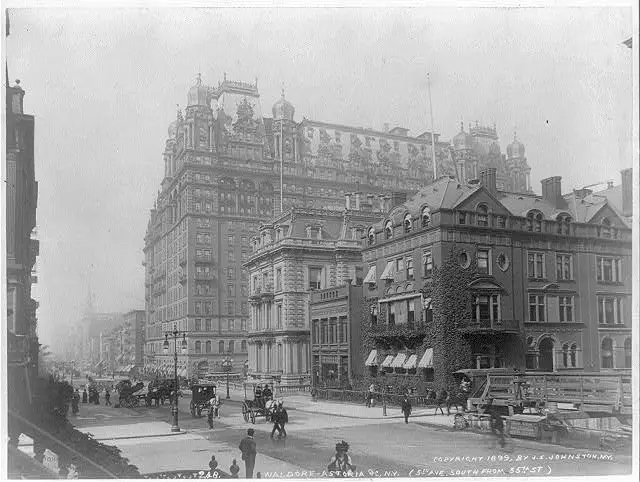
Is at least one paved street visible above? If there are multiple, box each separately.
[69,394,631,478]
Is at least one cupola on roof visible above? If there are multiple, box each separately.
[507,131,525,158]
[187,73,210,107]
[272,88,295,121]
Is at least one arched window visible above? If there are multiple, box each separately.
[562,343,569,368]
[570,343,577,368]
[421,206,431,227]
[624,338,632,368]
[219,341,225,353]
[241,340,247,352]
[477,204,489,227]
[384,220,393,239]
[403,213,412,233]
[195,341,202,354]
[556,213,572,235]
[600,218,612,238]
[229,341,235,353]
[601,338,614,369]
[526,210,543,232]
[368,227,375,246]
[205,341,212,353]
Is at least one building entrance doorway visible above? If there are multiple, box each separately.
[321,363,338,387]
[539,338,554,372]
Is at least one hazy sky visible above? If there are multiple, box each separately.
[5,4,633,353]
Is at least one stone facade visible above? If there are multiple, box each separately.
[244,207,380,386]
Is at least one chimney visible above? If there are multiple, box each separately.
[607,180,614,189]
[479,168,497,195]
[541,176,566,208]
[621,168,632,216]
[574,188,593,200]
[345,193,351,210]
[355,192,361,210]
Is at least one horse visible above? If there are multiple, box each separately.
[434,389,468,415]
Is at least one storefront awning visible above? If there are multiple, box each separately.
[379,261,396,280]
[363,266,377,284]
[418,348,433,368]
[391,353,407,368]
[379,292,422,304]
[179,369,187,377]
[403,354,418,370]
[381,355,395,368]
[365,349,378,366]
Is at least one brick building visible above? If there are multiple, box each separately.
[361,165,632,392]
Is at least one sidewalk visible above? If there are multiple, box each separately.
[76,421,187,441]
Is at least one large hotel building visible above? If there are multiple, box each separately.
[142,75,532,380]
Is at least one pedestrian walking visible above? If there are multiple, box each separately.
[72,389,80,415]
[435,389,448,415]
[401,394,412,424]
[278,402,288,438]
[239,428,257,479]
[489,407,506,449]
[208,398,215,429]
[270,405,282,439]
[366,383,375,408]
[105,389,111,406]
[208,455,218,472]
[82,388,88,404]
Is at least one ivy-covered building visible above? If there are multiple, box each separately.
[360,167,632,392]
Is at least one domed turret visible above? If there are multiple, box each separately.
[507,132,525,158]
[452,122,472,150]
[272,89,295,121]
[187,73,210,107]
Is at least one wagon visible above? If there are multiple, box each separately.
[115,380,146,408]
[241,383,278,424]
[190,382,217,418]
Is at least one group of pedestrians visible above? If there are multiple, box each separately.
[269,402,288,439]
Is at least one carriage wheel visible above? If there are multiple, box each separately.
[242,402,250,422]
[250,409,256,424]
[131,397,139,408]
[190,401,196,417]
[197,406,202,418]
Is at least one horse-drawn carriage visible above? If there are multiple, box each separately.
[241,383,278,424]
[115,380,146,408]
[146,379,180,407]
[190,382,218,418]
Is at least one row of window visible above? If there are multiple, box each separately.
[311,318,349,345]
[369,207,620,245]
[194,318,248,332]
[193,340,247,354]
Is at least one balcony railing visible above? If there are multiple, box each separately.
[457,318,521,333]
[194,272,214,280]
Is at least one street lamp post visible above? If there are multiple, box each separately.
[222,357,233,400]
[163,328,188,433]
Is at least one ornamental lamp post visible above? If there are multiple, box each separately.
[163,328,188,432]
[222,356,233,400]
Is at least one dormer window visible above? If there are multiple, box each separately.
[556,214,572,235]
[403,213,413,233]
[384,221,393,239]
[600,218,611,238]
[368,227,376,246]
[477,204,489,227]
[421,207,431,227]
[526,210,543,232]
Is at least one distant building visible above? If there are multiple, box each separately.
[103,310,145,376]
[360,170,632,392]
[244,203,381,386]
[309,284,363,388]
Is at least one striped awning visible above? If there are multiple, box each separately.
[418,348,433,368]
[364,349,378,366]
[403,354,418,370]
[381,355,395,368]
[363,266,377,284]
[391,353,407,368]
[379,261,396,280]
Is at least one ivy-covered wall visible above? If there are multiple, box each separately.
[428,246,474,391]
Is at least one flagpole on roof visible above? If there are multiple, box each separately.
[428,73,437,181]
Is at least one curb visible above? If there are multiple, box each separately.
[86,430,189,441]
[290,405,441,421]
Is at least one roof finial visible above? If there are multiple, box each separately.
[223,71,227,82]
[281,82,285,100]
[460,119,464,132]
[513,128,517,142]
[196,72,202,85]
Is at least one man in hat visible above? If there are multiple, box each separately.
[239,428,257,478]
[401,394,412,424]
